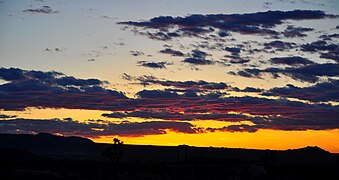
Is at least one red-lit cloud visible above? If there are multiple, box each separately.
[0,67,338,134]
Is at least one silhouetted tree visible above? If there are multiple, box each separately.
[102,138,124,179]
[103,138,124,163]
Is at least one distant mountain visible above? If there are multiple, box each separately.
[290,146,331,154]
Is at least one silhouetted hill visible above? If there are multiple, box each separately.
[287,146,330,154]
[0,133,102,158]
[0,133,337,163]
[0,133,338,179]
[276,146,334,164]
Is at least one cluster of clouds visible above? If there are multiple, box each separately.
[1,68,338,137]
[261,80,339,102]
[0,67,126,111]
[0,117,198,137]
[223,46,250,64]
[229,63,339,83]
[2,7,338,137]
[225,38,338,83]
[119,10,336,40]
[182,49,214,65]
[137,49,225,69]
[301,40,339,63]
[122,73,229,91]
[121,10,338,82]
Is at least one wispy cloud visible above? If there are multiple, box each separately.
[23,6,58,14]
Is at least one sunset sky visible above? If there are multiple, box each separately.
[0,0,338,152]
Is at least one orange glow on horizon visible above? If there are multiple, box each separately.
[2,108,338,153]
[92,129,339,153]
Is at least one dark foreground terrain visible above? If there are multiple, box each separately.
[0,133,338,180]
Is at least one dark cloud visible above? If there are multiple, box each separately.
[55,76,103,86]
[102,110,249,122]
[182,57,214,65]
[101,112,127,118]
[263,40,296,51]
[23,6,58,14]
[191,41,225,51]
[0,114,17,119]
[131,30,178,41]
[182,49,214,65]
[191,49,210,59]
[301,40,338,62]
[229,69,262,79]
[0,118,198,137]
[126,75,230,91]
[223,46,250,64]
[320,52,339,63]
[319,33,339,41]
[137,61,167,69]
[130,50,144,56]
[121,73,134,81]
[270,56,315,66]
[299,39,338,63]
[159,48,185,57]
[232,87,264,93]
[0,67,126,111]
[233,63,339,83]
[301,40,338,52]
[223,55,250,64]
[282,25,314,38]
[136,89,179,99]
[0,68,103,87]
[119,10,335,40]
[225,47,241,55]
[218,31,230,37]
[207,124,258,133]
[262,80,339,102]
[229,59,250,64]
[0,67,63,82]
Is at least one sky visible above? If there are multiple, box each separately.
[0,0,338,152]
